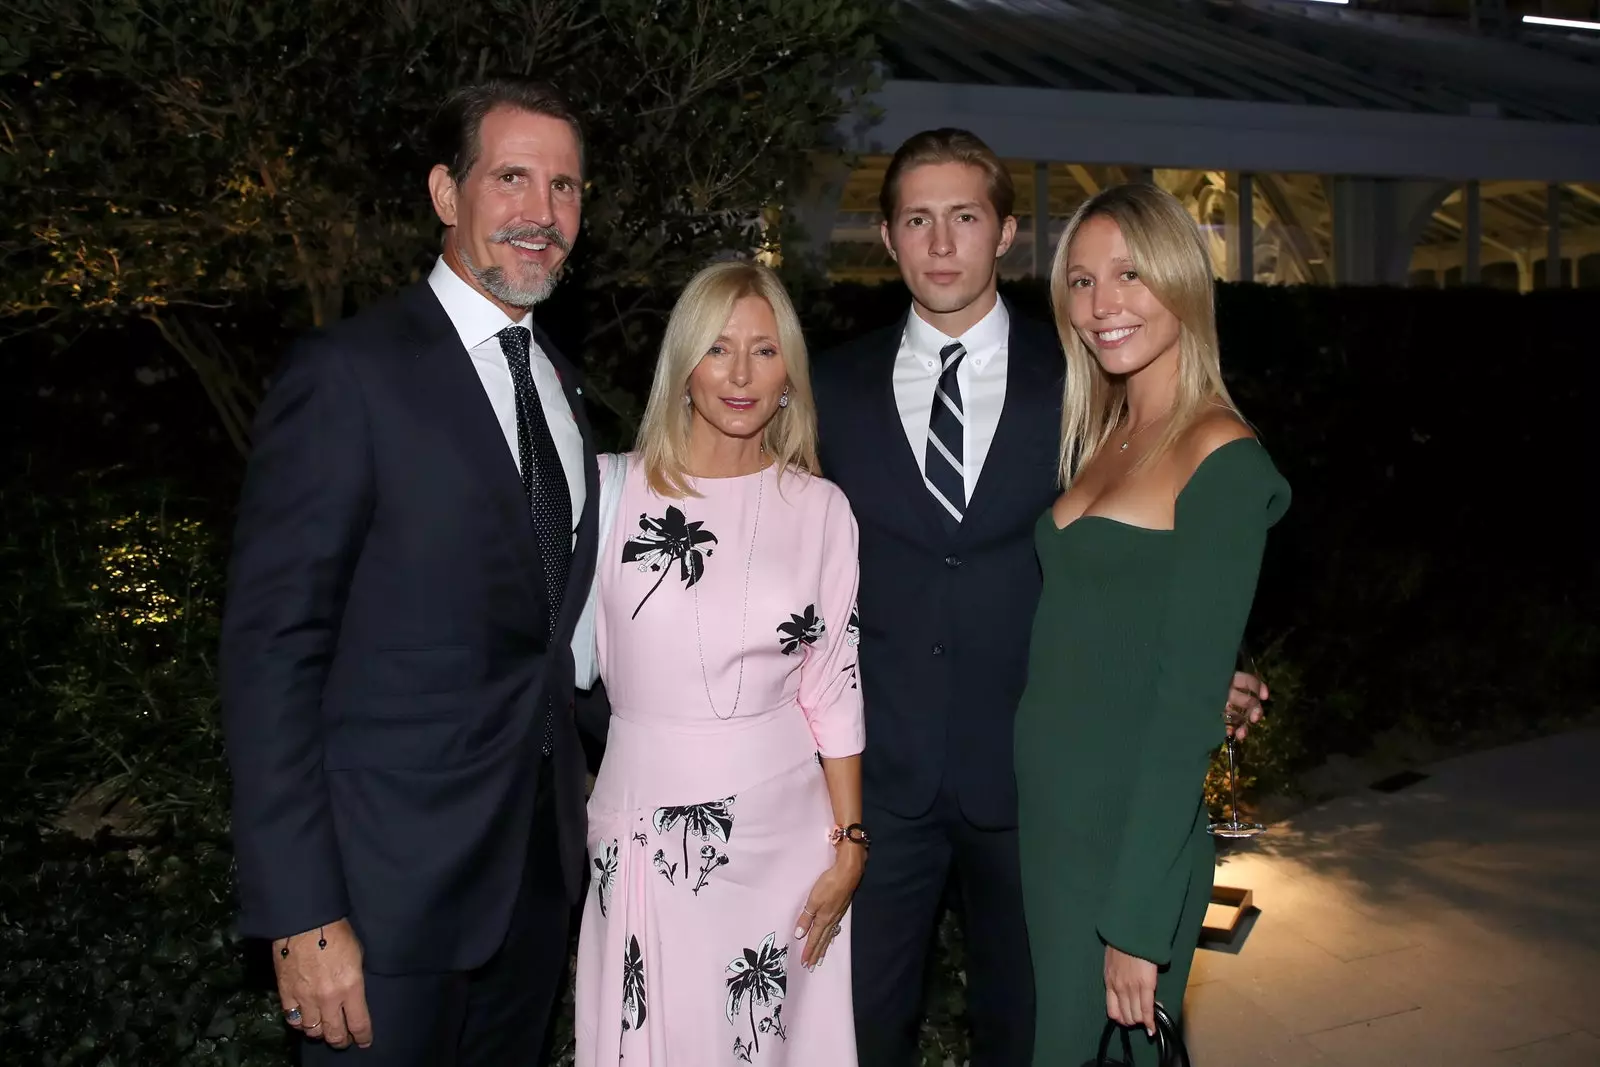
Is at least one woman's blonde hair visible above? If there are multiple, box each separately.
[636,260,820,498]
[1049,182,1241,486]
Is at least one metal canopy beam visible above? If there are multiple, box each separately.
[883,0,1600,124]
[852,81,1600,184]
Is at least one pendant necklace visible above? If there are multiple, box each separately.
[693,463,764,720]
[1118,410,1169,453]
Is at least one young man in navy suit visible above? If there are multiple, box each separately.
[811,129,1266,1066]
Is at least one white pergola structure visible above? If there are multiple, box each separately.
[803,0,1600,288]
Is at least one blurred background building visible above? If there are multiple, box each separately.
[807,0,1600,288]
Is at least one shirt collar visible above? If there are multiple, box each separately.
[427,256,532,353]
[903,295,1010,374]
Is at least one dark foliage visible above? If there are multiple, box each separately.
[0,826,291,1067]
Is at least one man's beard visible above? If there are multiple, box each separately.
[463,223,571,308]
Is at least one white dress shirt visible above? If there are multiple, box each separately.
[893,297,1011,504]
[427,257,585,544]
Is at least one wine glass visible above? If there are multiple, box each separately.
[1208,644,1266,839]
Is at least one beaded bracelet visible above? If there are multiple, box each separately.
[828,823,871,850]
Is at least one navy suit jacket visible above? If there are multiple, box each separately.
[221,282,598,974]
[813,305,1063,828]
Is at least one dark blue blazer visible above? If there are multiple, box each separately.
[813,305,1063,828]
[221,282,598,974]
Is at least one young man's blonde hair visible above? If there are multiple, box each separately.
[1049,183,1242,485]
[879,127,1016,222]
[637,260,820,498]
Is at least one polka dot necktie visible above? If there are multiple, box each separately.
[498,325,572,757]
[924,341,967,521]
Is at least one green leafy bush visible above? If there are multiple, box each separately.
[0,828,290,1067]
[0,474,284,1065]
[0,473,228,830]
[1,0,891,450]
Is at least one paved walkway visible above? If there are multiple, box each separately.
[1185,728,1600,1066]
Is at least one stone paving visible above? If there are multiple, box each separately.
[1184,728,1600,1066]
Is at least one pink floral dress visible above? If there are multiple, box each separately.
[574,456,863,1066]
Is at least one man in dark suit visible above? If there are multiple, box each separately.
[221,78,598,1065]
[812,127,1057,1067]
[813,129,1266,1066]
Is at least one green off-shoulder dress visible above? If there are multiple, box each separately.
[1015,437,1290,1065]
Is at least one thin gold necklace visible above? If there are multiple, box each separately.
[1118,415,1164,453]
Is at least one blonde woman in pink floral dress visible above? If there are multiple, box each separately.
[574,261,865,1066]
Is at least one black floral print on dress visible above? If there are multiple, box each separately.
[652,797,734,894]
[776,604,825,655]
[841,603,862,689]
[622,934,647,1033]
[727,932,789,1062]
[593,840,618,917]
[621,507,718,618]
[840,661,860,691]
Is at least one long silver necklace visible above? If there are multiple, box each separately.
[693,465,764,720]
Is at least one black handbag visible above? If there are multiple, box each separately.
[1083,1002,1191,1067]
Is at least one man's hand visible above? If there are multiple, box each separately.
[1225,671,1267,741]
[274,918,373,1050]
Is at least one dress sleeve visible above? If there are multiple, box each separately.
[797,483,866,758]
[1097,438,1290,965]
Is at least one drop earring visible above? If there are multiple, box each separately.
[777,389,790,409]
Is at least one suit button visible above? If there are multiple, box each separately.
[931,643,945,656]
[945,554,962,568]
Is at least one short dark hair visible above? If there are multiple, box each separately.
[879,128,1014,222]
[429,77,586,182]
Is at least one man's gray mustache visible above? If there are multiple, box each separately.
[490,225,571,253]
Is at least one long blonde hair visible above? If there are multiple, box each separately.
[1049,183,1241,486]
[636,260,820,498]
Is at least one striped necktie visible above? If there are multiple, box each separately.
[924,341,967,521]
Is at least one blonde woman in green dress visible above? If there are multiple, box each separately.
[1015,183,1291,1064]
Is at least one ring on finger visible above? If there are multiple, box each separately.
[284,1007,302,1025]
[305,1021,323,1032]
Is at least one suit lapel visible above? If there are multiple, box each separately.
[960,312,1063,534]
[398,285,544,589]
[530,321,601,640]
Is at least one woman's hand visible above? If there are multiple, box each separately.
[1104,945,1160,1036]
[793,847,864,970]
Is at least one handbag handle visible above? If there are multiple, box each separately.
[1094,1002,1191,1067]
